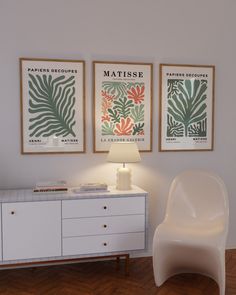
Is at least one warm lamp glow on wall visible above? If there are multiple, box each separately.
[107,142,141,190]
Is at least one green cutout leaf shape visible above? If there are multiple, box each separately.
[166,114,184,137]
[188,118,207,137]
[130,104,144,123]
[102,121,115,135]
[113,97,134,119]
[132,123,144,135]
[107,108,120,123]
[102,81,127,99]
[167,79,184,98]
[28,74,76,138]
[167,79,207,137]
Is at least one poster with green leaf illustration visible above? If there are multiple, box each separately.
[159,64,215,151]
[93,61,152,152]
[20,58,85,154]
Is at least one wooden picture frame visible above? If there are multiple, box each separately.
[93,61,153,152]
[20,58,85,154]
[159,64,215,151]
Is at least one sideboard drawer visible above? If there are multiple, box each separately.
[63,214,145,237]
[63,232,145,256]
[62,196,145,218]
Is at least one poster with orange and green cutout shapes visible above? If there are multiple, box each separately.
[93,62,152,152]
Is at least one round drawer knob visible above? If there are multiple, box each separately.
[103,224,107,228]
[103,242,107,246]
[10,211,15,215]
[103,206,107,210]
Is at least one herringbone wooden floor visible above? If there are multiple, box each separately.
[0,249,235,295]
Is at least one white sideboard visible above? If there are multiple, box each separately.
[0,186,147,269]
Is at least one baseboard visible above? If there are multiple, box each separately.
[130,247,236,259]
[130,250,152,258]
[226,246,236,250]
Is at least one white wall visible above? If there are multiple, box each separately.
[0,0,235,253]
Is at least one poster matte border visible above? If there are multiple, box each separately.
[93,61,153,153]
[20,57,86,154]
[159,63,215,152]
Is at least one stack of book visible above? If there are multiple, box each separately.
[33,181,68,193]
[73,183,108,193]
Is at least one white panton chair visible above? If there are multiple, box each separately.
[153,170,229,295]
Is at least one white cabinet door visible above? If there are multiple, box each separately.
[2,201,61,261]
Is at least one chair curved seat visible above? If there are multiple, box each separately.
[153,170,229,295]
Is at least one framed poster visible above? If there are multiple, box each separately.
[20,58,85,154]
[159,64,215,151]
[93,61,153,152]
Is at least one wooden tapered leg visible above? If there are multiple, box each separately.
[116,256,120,271]
[125,254,130,276]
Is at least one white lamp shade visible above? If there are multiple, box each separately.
[107,142,141,163]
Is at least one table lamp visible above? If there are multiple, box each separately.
[107,142,141,190]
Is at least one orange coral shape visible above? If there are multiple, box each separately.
[114,118,134,136]
[101,90,115,101]
[101,98,112,116]
[127,85,145,104]
[101,114,110,122]
[138,130,144,136]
